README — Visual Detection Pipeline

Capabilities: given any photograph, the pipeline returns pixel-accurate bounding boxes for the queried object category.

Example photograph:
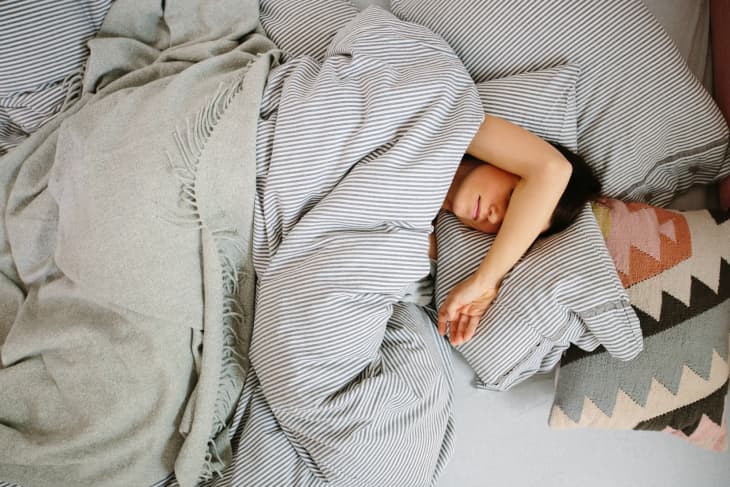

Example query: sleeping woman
[435,114,601,346]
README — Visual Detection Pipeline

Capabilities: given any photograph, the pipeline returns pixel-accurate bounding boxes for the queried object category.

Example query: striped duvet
[205,6,482,486]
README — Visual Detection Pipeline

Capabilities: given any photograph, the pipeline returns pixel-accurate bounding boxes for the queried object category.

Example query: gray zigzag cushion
[391,0,730,206]
[550,200,730,452]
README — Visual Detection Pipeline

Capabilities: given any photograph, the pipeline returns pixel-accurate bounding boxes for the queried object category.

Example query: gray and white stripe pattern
[240,6,481,485]
[391,0,730,206]
[0,0,111,155]
[434,207,642,391]
[476,64,581,150]
[151,303,455,487]
[259,0,358,64]
[165,302,454,487]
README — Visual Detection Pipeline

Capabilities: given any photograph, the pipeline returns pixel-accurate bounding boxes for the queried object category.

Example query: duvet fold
[238,6,483,486]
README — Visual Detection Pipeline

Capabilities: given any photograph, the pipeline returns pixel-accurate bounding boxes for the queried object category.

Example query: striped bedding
[0,0,111,156]
[390,0,730,207]
[4,1,707,485]
[195,6,483,486]
[435,207,641,391]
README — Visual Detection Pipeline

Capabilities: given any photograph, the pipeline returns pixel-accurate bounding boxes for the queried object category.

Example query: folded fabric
[476,64,580,150]
[259,0,358,63]
[550,199,730,452]
[390,0,730,207]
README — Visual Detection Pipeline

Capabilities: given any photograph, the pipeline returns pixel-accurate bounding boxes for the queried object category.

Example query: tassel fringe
[166,66,254,483]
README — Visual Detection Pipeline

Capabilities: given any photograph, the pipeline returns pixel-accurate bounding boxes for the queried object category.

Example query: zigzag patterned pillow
[550,199,730,452]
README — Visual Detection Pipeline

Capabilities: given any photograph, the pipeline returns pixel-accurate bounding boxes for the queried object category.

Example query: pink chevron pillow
[550,199,730,452]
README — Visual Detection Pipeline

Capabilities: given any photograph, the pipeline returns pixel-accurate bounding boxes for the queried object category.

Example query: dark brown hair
[542,141,602,237]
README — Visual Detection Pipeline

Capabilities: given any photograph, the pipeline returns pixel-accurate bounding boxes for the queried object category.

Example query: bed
[431,3,730,486]
[0,1,728,487]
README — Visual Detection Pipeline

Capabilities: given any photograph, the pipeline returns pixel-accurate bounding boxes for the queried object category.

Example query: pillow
[259,0,358,63]
[476,64,580,150]
[549,199,730,452]
[434,205,642,391]
[433,66,639,390]
[390,0,730,207]
[0,0,112,156]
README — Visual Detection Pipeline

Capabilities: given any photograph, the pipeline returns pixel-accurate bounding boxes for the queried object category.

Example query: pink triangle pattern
[663,413,727,452]
[595,199,692,288]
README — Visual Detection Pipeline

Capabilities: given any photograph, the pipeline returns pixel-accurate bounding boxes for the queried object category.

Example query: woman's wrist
[472,266,503,290]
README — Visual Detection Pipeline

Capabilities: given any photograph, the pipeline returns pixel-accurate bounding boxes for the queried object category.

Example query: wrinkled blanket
[199,7,484,486]
[0,1,278,486]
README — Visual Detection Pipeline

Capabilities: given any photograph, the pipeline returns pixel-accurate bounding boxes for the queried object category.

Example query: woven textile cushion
[390,0,730,206]
[550,199,730,452]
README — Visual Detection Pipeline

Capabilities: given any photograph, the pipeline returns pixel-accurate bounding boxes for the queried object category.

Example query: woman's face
[444,157,520,234]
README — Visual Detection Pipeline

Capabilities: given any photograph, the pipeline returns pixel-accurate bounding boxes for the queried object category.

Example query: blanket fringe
[165,67,254,483]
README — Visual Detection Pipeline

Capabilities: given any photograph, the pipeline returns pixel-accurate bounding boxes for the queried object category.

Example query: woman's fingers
[437,279,499,345]
[451,312,471,345]
[463,314,481,342]
[437,311,447,336]
[449,314,460,345]
[449,306,486,345]
[437,302,454,336]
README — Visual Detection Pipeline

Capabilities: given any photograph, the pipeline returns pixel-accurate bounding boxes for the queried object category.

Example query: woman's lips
[472,196,480,220]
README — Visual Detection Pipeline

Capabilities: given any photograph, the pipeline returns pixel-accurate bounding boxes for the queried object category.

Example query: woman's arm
[466,114,572,289]
[438,114,572,345]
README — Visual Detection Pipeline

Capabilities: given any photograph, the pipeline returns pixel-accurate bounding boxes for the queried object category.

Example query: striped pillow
[259,0,358,63]
[390,0,730,207]
[550,200,730,452]
[476,64,580,150]
[0,0,111,156]
[434,205,642,391]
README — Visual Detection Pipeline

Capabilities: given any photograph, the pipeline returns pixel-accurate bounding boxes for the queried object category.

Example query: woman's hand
[437,274,499,346]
